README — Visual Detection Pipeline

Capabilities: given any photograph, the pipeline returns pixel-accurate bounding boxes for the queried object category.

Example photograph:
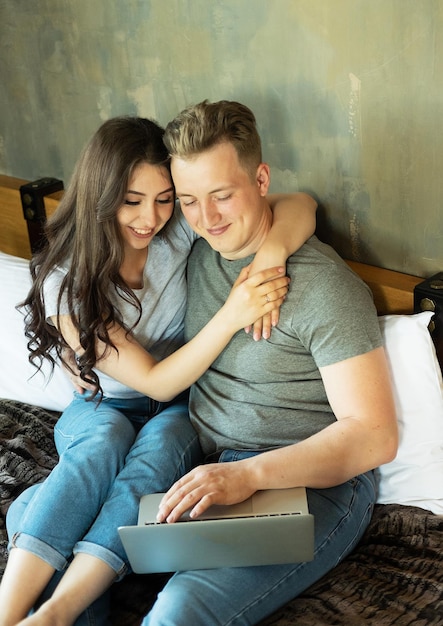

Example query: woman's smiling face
[117,162,175,252]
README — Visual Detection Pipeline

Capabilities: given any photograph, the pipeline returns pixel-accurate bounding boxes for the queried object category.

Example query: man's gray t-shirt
[185,236,383,456]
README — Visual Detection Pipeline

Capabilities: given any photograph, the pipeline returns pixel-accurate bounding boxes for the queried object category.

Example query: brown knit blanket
[1,399,442,625]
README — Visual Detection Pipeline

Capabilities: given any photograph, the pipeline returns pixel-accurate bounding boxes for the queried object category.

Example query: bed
[0,177,442,624]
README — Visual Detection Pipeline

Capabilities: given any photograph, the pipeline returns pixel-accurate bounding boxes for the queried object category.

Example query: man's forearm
[242,416,397,491]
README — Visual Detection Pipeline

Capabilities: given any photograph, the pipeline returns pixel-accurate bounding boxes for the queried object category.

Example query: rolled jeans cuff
[9,532,68,571]
[74,540,128,581]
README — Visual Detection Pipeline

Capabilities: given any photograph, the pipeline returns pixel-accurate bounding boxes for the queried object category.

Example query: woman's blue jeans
[6,391,202,626]
[143,449,377,626]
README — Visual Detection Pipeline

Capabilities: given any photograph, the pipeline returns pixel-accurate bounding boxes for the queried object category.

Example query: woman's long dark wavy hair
[22,116,170,399]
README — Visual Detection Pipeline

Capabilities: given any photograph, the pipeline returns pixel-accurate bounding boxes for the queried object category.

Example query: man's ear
[256,163,271,196]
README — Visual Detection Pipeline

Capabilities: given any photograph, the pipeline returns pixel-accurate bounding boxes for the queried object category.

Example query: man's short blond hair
[164,100,262,179]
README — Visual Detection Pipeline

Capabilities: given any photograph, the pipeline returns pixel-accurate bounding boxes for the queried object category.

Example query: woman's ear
[256,163,271,196]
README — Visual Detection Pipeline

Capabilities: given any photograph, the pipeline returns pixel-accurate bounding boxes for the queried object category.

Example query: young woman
[0,116,317,626]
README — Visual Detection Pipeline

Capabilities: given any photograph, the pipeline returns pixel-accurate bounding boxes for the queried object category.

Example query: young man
[143,100,398,625]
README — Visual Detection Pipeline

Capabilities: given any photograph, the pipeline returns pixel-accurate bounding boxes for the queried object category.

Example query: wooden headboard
[0,175,62,259]
[0,175,422,315]
[345,260,422,315]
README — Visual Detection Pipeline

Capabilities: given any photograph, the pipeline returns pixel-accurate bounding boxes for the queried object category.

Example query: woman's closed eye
[157,195,174,205]
[124,196,173,207]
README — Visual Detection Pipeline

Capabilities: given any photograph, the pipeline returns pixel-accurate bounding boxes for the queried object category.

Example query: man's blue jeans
[143,449,377,626]
[6,391,202,625]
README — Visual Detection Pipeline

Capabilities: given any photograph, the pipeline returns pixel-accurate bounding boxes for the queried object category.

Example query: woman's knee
[6,484,41,536]
[133,410,202,479]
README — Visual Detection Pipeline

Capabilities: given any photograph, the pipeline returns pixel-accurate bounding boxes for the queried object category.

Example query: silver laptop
[118,487,314,573]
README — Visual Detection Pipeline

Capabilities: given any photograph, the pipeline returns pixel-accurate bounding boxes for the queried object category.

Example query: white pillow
[377,311,443,514]
[0,251,73,411]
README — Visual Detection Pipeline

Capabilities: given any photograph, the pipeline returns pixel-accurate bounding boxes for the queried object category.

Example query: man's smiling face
[172,141,272,260]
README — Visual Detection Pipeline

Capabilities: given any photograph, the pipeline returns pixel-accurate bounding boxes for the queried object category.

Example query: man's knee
[143,576,218,626]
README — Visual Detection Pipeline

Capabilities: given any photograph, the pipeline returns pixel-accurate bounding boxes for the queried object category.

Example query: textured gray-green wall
[1,0,441,276]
